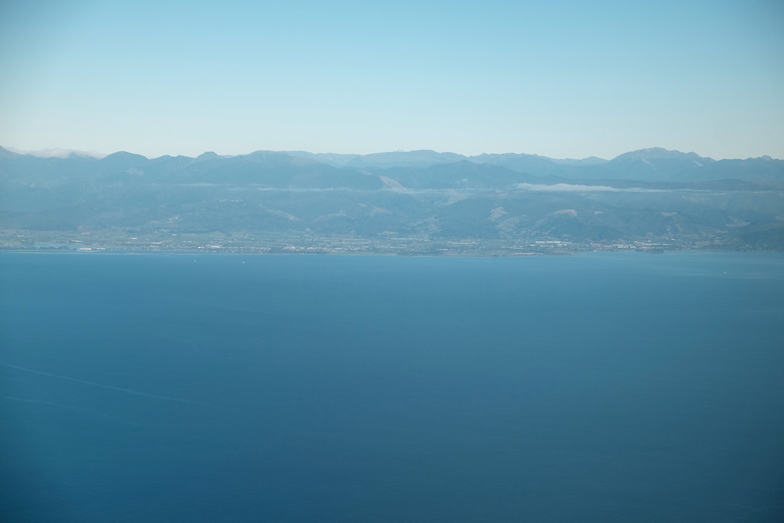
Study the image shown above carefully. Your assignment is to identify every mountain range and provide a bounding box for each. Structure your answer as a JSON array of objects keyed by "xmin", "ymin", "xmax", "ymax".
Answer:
[
  {"xmin": 2, "ymin": 146, "xmax": 782, "ymax": 181},
  {"xmin": 1, "ymin": 146, "xmax": 783, "ymax": 252}
]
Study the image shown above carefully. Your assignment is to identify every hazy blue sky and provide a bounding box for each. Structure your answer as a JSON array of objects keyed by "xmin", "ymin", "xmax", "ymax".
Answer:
[{"xmin": 1, "ymin": 0, "xmax": 782, "ymax": 159}]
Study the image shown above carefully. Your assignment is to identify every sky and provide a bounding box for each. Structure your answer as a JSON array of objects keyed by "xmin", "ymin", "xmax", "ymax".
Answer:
[{"xmin": 1, "ymin": 0, "xmax": 782, "ymax": 160}]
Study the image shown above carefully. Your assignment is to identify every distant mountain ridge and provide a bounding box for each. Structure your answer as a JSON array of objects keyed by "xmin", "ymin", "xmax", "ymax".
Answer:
[
  {"xmin": 2, "ymin": 144, "xmax": 783, "ymax": 252},
  {"xmin": 3, "ymin": 147, "xmax": 106, "ymax": 159},
  {"xmin": 1, "ymin": 145, "xmax": 782, "ymax": 183}
]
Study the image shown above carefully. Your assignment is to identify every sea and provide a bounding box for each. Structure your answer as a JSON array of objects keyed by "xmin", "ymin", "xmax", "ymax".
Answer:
[{"xmin": 1, "ymin": 251, "xmax": 783, "ymax": 522}]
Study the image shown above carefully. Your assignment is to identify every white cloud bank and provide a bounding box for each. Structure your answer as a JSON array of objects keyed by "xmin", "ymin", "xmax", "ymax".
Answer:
[{"xmin": 516, "ymin": 183, "xmax": 667, "ymax": 193}]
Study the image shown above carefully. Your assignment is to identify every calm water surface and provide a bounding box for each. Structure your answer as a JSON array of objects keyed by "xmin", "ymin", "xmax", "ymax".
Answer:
[{"xmin": 1, "ymin": 252, "xmax": 783, "ymax": 522}]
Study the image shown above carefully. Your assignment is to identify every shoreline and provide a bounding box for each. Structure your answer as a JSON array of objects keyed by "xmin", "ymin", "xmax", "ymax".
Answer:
[{"xmin": 1, "ymin": 246, "xmax": 779, "ymax": 258}]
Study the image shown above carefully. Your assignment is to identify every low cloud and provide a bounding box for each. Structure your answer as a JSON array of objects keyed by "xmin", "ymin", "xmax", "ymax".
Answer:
[{"xmin": 516, "ymin": 183, "xmax": 667, "ymax": 193}]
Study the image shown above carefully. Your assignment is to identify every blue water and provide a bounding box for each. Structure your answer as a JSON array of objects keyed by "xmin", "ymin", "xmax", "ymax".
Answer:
[{"xmin": 1, "ymin": 252, "xmax": 783, "ymax": 522}]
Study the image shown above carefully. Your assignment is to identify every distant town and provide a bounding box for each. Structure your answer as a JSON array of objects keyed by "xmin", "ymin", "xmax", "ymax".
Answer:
[{"xmin": 0, "ymin": 228, "xmax": 734, "ymax": 257}]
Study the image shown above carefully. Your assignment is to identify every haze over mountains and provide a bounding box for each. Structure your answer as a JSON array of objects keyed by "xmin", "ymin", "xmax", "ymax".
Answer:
[
  {"xmin": 277, "ymin": 147, "xmax": 783, "ymax": 183},
  {"xmin": 4, "ymin": 146, "xmax": 780, "ymax": 180},
  {"xmin": 1, "ymin": 146, "xmax": 783, "ymax": 252}
]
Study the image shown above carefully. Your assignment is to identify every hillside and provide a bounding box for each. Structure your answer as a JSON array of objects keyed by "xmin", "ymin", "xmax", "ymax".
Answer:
[{"xmin": 1, "ymin": 147, "xmax": 782, "ymax": 253}]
